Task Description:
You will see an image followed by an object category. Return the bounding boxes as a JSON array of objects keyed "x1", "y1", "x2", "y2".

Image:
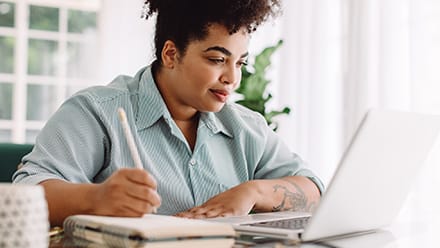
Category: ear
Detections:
[{"x1": 161, "y1": 40, "x2": 178, "y2": 69}]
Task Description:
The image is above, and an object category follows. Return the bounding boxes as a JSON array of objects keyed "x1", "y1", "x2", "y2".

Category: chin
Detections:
[{"x1": 202, "y1": 103, "x2": 226, "y2": 113}]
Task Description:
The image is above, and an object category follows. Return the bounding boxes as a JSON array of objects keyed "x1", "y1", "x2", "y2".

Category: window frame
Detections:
[{"x1": 0, "y1": 0, "x2": 100, "y2": 143}]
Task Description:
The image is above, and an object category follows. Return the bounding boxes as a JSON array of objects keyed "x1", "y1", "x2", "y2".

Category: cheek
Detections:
[{"x1": 186, "y1": 66, "x2": 218, "y2": 88}]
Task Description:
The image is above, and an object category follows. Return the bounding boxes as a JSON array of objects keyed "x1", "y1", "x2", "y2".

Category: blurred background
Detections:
[{"x1": 0, "y1": 0, "x2": 440, "y2": 211}]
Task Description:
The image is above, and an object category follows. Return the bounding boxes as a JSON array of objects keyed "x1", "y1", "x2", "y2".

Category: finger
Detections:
[
  {"x1": 189, "y1": 206, "x2": 207, "y2": 214},
  {"x1": 179, "y1": 208, "x2": 211, "y2": 219},
  {"x1": 104, "y1": 195, "x2": 146, "y2": 217},
  {"x1": 132, "y1": 201, "x2": 159, "y2": 215},
  {"x1": 121, "y1": 202, "x2": 148, "y2": 216},
  {"x1": 174, "y1": 211, "x2": 194, "y2": 218},
  {"x1": 203, "y1": 208, "x2": 226, "y2": 218},
  {"x1": 121, "y1": 195, "x2": 159, "y2": 215},
  {"x1": 217, "y1": 212, "x2": 235, "y2": 218},
  {"x1": 126, "y1": 186, "x2": 161, "y2": 207},
  {"x1": 193, "y1": 205, "x2": 232, "y2": 218},
  {"x1": 192, "y1": 214, "x2": 208, "y2": 219},
  {"x1": 123, "y1": 169, "x2": 158, "y2": 189},
  {"x1": 144, "y1": 204, "x2": 159, "y2": 214}
]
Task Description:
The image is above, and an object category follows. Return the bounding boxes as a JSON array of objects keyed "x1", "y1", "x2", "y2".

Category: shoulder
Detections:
[
  {"x1": 48, "y1": 73, "x2": 141, "y2": 129},
  {"x1": 70, "y1": 66, "x2": 151, "y2": 109},
  {"x1": 72, "y1": 75, "x2": 134, "y2": 105}
]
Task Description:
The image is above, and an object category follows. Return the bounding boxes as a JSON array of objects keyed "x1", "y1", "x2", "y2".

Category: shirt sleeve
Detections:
[
  {"x1": 253, "y1": 120, "x2": 325, "y2": 194},
  {"x1": 13, "y1": 93, "x2": 110, "y2": 185}
]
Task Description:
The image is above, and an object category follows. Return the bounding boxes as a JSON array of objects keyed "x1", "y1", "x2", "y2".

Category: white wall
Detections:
[{"x1": 98, "y1": 1, "x2": 155, "y2": 83}]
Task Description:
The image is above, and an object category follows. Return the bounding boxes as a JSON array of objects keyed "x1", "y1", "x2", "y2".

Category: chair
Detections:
[{"x1": 0, "y1": 143, "x2": 34, "y2": 182}]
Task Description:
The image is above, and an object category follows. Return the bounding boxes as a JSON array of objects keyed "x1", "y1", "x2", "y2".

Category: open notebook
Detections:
[
  {"x1": 211, "y1": 109, "x2": 440, "y2": 241},
  {"x1": 63, "y1": 214, "x2": 235, "y2": 247}
]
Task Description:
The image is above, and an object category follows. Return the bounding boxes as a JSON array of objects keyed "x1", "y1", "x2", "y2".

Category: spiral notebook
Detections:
[{"x1": 63, "y1": 214, "x2": 235, "y2": 247}]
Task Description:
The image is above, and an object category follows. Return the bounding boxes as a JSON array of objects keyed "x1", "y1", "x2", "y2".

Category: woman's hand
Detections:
[
  {"x1": 90, "y1": 168, "x2": 161, "y2": 216},
  {"x1": 175, "y1": 181, "x2": 261, "y2": 218}
]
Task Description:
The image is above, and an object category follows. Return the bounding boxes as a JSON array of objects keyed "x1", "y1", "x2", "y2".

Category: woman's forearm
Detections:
[
  {"x1": 40, "y1": 179, "x2": 96, "y2": 226},
  {"x1": 251, "y1": 176, "x2": 321, "y2": 213}
]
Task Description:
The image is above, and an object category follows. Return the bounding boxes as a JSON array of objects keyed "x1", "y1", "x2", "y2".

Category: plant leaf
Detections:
[
  {"x1": 254, "y1": 40, "x2": 283, "y2": 73},
  {"x1": 235, "y1": 39, "x2": 290, "y2": 131}
]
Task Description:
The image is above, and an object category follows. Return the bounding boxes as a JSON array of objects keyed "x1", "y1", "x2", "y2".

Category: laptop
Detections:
[{"x1": 210, "y1": 109, "x2": 440, "y2": 241}]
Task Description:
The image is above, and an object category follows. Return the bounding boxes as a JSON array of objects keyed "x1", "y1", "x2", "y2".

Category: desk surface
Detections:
[{"x1": 48, "y1": 213, "x2": 440, "y2": 248}]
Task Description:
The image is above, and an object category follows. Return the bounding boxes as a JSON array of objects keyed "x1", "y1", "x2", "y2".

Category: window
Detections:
[{"x1": 0, "y1": 0, "x2": 100, "y2": 143}]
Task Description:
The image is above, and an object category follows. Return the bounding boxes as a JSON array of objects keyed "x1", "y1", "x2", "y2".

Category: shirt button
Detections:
[{"x1": 189, "y1": 159, "x2": 196, "y2": 166}]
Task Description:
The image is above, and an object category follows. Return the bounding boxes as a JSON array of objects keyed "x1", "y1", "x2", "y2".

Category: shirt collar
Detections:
[
  {"x1": 134, "y1": 65, "x2": 172, "y2": 131},
  {"x1": 200, "y1": 111, "x2": 234, "y2": 138}
]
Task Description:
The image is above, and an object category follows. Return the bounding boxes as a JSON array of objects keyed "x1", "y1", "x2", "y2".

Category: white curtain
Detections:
[
  {"x1": 275, "y1": 0, "x2": 440, "y2": 183},
  {"x1": 275, "y1": 0, "x2": 345, "y2": 185},
  {"x1": 274, "y1": 0, "x2": 440, "y2": 222}
]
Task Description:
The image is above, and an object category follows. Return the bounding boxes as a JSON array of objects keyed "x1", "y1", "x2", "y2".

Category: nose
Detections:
[{"x1": 220, "y1": 65, "x2": 241, "y2": 86}]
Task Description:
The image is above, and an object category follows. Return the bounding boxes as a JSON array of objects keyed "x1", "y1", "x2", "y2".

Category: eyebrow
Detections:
[{"x1": 203, "y1": 46, "x2": 249, "y2": 58}]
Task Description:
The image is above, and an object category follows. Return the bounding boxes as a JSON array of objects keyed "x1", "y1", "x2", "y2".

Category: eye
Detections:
[
  {"x1": 209, "y1": 57, "x2": 225, "y2": 64},
  {"x1": 237, "y1": 60, "x2": 248, "y2": 67}
]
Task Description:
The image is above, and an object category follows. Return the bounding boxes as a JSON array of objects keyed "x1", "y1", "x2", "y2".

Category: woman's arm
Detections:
[
  {"x1": 175, "y1": 175, "x2": 320, "y2": 218},
  {"x1": 252, "y1": 176, "x2": 320, "y2": 213}
]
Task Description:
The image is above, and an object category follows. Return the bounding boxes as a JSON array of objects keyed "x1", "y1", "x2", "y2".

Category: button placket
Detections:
[{"x1": 189, "y1": 158, "x2": 196, "y2": 166}]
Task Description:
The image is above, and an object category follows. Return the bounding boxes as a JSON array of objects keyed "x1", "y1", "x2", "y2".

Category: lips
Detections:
[{"x1": 210, "y1": 89, "x2": 230, "y2": 103}]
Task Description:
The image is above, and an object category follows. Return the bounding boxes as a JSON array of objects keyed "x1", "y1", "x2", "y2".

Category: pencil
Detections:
[
  {"x1": 117, "y1": 107, "x2": 143, "y2": 170},
  {"x1": 117, "y1": 107, "x2": 157, "y2": 213}
]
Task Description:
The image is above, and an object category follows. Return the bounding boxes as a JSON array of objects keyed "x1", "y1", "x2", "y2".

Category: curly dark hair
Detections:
[{"x1": 143, "y1": 0, "x2": 282, "y2": 64}]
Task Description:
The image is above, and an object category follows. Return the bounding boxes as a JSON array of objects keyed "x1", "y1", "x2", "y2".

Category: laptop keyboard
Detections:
[{"x1": 249, "y1": 216, "x2": 310, "y2": 230}]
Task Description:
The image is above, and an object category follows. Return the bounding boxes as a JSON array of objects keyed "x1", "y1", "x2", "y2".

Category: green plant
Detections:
[{"x1": 235, "y1": 39, "x2": 290, "y2": 131}]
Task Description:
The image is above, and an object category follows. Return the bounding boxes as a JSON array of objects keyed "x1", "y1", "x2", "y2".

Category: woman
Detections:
[{"x1": 14, "y1": 0, "x2": 323, "y2": 226}]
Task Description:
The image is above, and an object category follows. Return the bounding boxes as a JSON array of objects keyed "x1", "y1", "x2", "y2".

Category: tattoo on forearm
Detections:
[{"x1": 272, "y1": 180, "x2": 316, "y2": 212}]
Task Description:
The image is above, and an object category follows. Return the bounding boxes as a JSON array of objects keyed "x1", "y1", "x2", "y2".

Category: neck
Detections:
[{"x1": 153, "y1": 64, "x2": 198, "y2": 122}]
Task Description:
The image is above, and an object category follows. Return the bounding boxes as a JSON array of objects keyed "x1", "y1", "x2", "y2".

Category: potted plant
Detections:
[{"x1": 235, "y1": 39, "x2": 290, "y2": 131}]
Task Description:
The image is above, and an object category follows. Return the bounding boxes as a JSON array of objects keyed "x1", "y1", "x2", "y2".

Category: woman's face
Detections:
[{"x1": 164, "y1": 23, "x2": 250, "y2": 114}]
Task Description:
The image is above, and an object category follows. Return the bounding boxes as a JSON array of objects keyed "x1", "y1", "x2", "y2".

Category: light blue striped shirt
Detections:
[{"x1": 13, "y1": 65, "x2": 323, "y2": 215}]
